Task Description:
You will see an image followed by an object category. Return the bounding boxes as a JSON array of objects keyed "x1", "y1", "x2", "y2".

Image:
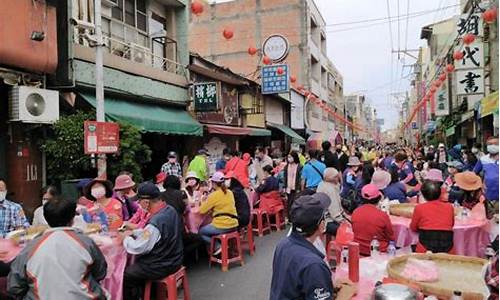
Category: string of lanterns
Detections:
[{"x1": 402, "y1": 6, "x2": 497, "y2": 130}]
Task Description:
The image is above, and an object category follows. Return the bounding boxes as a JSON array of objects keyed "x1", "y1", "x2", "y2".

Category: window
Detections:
[{"x1": 112, "y1": 0, "x2": 147, "y2": 32}]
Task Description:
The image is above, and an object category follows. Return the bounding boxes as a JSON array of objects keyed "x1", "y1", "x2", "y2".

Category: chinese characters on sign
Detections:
[
  {"x1": 84, "y1": 121, "x2": 120, "y2": 154},
  {"x1": 261, "y1": 64, "x2": 289, "y2": 94},
  {"x1": 194, "y1": 82, "x2": 219, "y2": 111},
  {"x1": 456, "y1": 69, "x2": 484, "y2": 95},
  {"x1": 435, "y1": 81, "x2": 449, "y2": 117},
  {"x1": 457, "y1": 13, "x2": 483, "y2": 37},
  {"x1": 456, "y1": 41, "x2": 483, "y2": 69}
]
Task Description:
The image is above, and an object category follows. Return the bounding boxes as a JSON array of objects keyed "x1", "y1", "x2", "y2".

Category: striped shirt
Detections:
[{"x1": 0, "y1": 199, "x2": 29, "y2": 238}]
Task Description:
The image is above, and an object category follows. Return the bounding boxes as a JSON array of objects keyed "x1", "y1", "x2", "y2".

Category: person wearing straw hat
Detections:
[
  {"x1": 340, "y1": 156, "x2": 362, "y2": 199},
  {"x1": 183, "y1": 171, "x2": 201, "y2": 205},
  {"x1": 198, "y1": 172, "x2": 239, "y2": 255},
  {"x1": 454, "y1": 171, "x2": 484, "y2": 210}
]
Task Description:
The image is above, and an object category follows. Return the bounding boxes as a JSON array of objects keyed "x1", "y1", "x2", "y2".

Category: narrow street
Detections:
[{"x1": 187, "y1": 229, "x2": 288, "y2": 300}]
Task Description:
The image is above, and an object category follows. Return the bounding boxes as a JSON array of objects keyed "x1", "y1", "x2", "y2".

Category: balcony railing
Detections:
[{"x1": 74, "y1": 30, "x2": 186, "y2": 76}]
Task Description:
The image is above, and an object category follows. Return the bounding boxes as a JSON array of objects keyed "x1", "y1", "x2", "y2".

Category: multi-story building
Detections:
[
  {"x1": 189, "y1": 0, "x2": 345, "y2": 134},
  {"x1": 345, "y1": 93, "x2": 370, "y2": 141},
  {"x1": 52, "y1": 0, "x2": 201, "y2": 178}
]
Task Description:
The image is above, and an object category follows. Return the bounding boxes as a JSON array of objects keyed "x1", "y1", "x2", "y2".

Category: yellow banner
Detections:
[{"x1": 480, "y1": 91, "x2": 499, "y2": 117}]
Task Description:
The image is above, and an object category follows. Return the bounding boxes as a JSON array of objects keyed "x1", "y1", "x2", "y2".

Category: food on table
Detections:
[
  {"x1": 84, "y1": 223, "x2": 102, "y2": 235},
  {"x1": 401, "y1": 258, "x2": 439, "y2": 282},
  {"x1": 389, "y1": 203, "x2": 462, "y2": 218},
  {"x1": 387, "y1": 253, "x2": 489, "y2": 299}
]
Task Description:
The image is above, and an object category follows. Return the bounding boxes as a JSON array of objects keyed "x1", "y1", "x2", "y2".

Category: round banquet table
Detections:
[
  {"x1": 390, "y1": 215, "x2": 490, "y2": 257},
  {"x1": 0, "y1": 235, "x2": 128, "y2": 300}
]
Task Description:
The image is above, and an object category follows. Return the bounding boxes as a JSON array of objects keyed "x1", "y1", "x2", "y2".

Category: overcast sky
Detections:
[{"x1": 314, "y1": 0, "x2": 460, "y2": 131}]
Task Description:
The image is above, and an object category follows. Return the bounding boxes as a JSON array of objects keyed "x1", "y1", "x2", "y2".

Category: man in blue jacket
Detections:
[{"x1": 270, "y1": 193, "x2": 334, "y2": 300}]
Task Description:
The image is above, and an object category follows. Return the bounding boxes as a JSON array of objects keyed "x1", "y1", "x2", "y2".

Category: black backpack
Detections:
[{"x1": 341, "y1": 189, "x2": 359, "y2": 215}]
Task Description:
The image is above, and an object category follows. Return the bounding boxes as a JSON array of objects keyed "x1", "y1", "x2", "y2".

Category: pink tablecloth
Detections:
[
  {"x1": 390, "y1": 215, "x2": 490, "y2": 257},
  {"x1": 0, "y1": 236, "x2": 128, "y2": 300},
  {"x1": 184, "y1": 205, "x2": 211, "y2": 234}
]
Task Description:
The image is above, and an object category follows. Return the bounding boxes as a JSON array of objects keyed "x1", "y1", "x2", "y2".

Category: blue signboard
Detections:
[
  {"x1": 411, "y1": 122, "x2": 417, "y2": 129},
  {"x1": 261, "y1": 64, "x2": 289, "y2": 94}
]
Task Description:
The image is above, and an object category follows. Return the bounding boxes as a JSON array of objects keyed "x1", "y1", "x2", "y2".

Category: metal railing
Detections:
[{"x1": 74, "y1": 30, "x2": 186, "y2": 76}]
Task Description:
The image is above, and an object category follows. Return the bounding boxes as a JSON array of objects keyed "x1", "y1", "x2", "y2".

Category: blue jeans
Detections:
[{"x1": 199, "y1": 224, "x2": 237, "y2": 247}]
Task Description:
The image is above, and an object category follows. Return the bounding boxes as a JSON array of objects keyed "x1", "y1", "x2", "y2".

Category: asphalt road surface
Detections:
[{"x1": 186, "y1": 228, "x2": 288, "y2": 300}]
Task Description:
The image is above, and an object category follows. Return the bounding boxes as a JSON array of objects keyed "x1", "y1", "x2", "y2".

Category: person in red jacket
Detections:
[
  {"x1": 224, "y1": 151, "x2": 250, "y2": 189},
  {"x1": 351, "y1": 184, "x2": 395, "y2": 256},
  {"x1": 410, "y1": 180, "x2": 455, "y2": 253}
]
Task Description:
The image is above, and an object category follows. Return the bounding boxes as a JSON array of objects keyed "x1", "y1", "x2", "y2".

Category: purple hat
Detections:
[
  {"x1": 371, "y1": 170, "x2": 391, "y2": 190},
  {"x1": 210, "y1": 171, "x2": 225, "y2": 183},
  {"x1": 425, "y1": 169, "x2": 444, "y2": 183}
]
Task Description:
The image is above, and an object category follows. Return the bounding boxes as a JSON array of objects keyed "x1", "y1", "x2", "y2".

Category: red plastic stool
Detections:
[
  {"x1": 251, "y1": 208, "x2": 271, "y2": 236},
  {"x1": 268, "y1": 207, "x2": 286, "y2": 231},
  {"x1": 143, "y1": 266, "x2": 190, "y2": 300},
  {"x1": 239, "y1": 222, "x2": 255, "y2": 255},
  {"x1": 209, "y1": 231, "x2": 245, "y2": 272}
]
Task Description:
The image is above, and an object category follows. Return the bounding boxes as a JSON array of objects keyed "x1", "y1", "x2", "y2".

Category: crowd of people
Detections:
[{"x1": 0, "y1": 137, "x2": 498, "y2": 299}]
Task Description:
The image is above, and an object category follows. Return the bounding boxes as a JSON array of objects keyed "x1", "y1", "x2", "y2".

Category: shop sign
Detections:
[
  {"x1": 262, "y1": 64, "x2": 290, "y2": 94},
  {"x1": 84, "y1": 121, "x2": 120, "y2": 154},
  {"x1": 456, "y1": 69, "x2": 484, "y2": 95},
  {"x1": 479, "y1": 92, "x2": 499, "y2": 118},
  {"x1": 435, "y1": 81, "x2": 449, "y2": 117},
  {"x1": 411, "y1": 122, "x2": 417, "y2": 129},
  {"x1": 455, "y1": 41, "x2": 484, "y2": 70},
  {"x1": 457, "y1": 12, "x2": 483, "y2": 38},
  {"x1": 194, "y1": 82, "x2": 219, "y2": 112},
  {"x1": 262, "y1": 34, "x2": 289, "y2": 62}
]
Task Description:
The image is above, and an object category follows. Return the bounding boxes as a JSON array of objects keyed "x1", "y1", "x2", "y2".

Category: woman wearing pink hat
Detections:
[
  {"x1": 113, "y1": 174, "x2": 139, "y2": 221},
  {"x1": 198, "y1": 172, "x2": 239, "y2": 255}
]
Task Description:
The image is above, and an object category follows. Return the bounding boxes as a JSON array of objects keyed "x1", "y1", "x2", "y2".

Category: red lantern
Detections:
[
  {"x1": 430, "y1": 86, "x2": 437, "y2": 93},
  {"x1": 191, "y1": 1, "x2": 204, "y2": 15},
  {"x1": 319, "y1": 102, "x2": 325, "y2": 108},
  {"x1": 483, "y1": 8, "x2": 497, "y2": 23},
  {"x1": 304, "y1": 91, "x2": 310, "y2": 97},
  {"x1": 222, "y1": 29, "x2": 234, "y2": 40},
  {"x1": 434, "y1": 80, "x2": 442, "y2": 88},
  {"x1": 453, "y1": 50, "x2": 464, "y2": 60},
  {"x1": 248, "y1": 47, "x2": 257, "y2": 56},
  {"x1": 463, "y1": 33, "x2": 476, "y2": 45},
  {"x1": 276, "y1": 67, "x2": 284, "y2": 75},
  {"x1": 446, "y1": 64, "x2": 455, "y2": 73},
  {"x1": 290, "y1": 75, "x2": 297, "y2": 83},
  {"x1": 439, "y1": 73, "x2": 447, "y2": 81}
]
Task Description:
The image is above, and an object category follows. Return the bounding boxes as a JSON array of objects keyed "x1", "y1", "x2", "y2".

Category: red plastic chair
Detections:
[
  {"x1": 268, "y1": 206, "x2": 286, "y2": 231},
  {"x1": 209, "y1": 231, "x2": 245, "y2": 272},
  {"x1": 251, "y1": 208, "x2": 271, "y2": 236},
  {"x1": 239, "y1": 219, "x2": 256, "y2": 256},
  {"x1": 143, "y1": 266, "x2": 190, "y2": 300},
  {"x1": 326, "y1": 222, "x2": 354, "y2": 263}
]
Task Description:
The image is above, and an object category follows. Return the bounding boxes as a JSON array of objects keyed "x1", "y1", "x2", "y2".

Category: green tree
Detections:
[{"x1": 42, "y1": 111, "x2": 151, "y2": 185}]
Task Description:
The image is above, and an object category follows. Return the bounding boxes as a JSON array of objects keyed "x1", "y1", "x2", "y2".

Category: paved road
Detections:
[{"x1": 186, "y1": 228, "x2": 288, "y2": 300}]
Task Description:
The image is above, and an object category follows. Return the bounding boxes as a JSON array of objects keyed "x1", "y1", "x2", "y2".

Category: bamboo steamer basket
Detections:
[
  {"x1": 389, "y1": 203, "x2": 462, "y2": 218},
  {"x1": 387, "y1": 253, "x2": 489, "y2": 300}
]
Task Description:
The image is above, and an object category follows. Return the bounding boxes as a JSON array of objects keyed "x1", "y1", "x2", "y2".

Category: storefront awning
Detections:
[
  {"x1": 267, "y1": 122, "x2": 305, "y2": 144},
  {"x1": 248, "y1": 127, "x2": 271, "y2": 136},
  {"x1": 206, "y1": 124, "x2": 255, "y2": 135},
  {"x1": 80, "y1": 93, "x2": 202, "y2": 136}
]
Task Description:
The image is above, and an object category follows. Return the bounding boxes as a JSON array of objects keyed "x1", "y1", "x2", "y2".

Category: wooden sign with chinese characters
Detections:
[
  {"x1": 455, "y1": 41, "x2": 483, "y2": 70},
  {"x1": 84, "y1": 121, "x2": 120, "y2": 154},
  {"x1": 456, "y1": 12, "x2": 483, "y2": 38},
  {"x1": 196, "y1": 83, "x2": 239, "y2": 125},
  {"x1": 456, "y1": 69, "x2": 484, "y2": 95},
  {"x1": 194, "y1": 82, "x2": 219, "y2": 112}
]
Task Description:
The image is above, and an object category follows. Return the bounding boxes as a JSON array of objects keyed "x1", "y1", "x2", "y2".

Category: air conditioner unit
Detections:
[
  {"x1": 130, "y1": 44, "x2": 150, "y2": 64},
  {"x1": 8, "y1": 86, "x2": 59, "y2": 124}
]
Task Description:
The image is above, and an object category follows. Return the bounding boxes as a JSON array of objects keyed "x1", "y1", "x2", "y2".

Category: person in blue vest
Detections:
[
  {"x1": 340, "y1": 156, "x2": 362, "y2": 199},
  {"x1": 474, "y1": 137, "x2": 499, "y2": 207},
  {"x1": 389, "y1": 150, "x2": 418, "y2": 187},
  {"x1": 301, "y1": 150, "x2": 326, "y2": 191},
  {"x1": 121, "y1": 182, "x2": 183, "y2": 300},
  {"x1": 270, "y1": 193, "x2": 334, "y2": 300}
]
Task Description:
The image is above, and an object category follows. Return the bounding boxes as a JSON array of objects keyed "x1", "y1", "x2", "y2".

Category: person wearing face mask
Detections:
[
  {"x1": 283, "y1": 151, "x2": 303, "y2": 218},
  {"x1": 198, "y1": 172, "x2": 239, "y2": 255},
  {"x1": 472, "y1": 143, "x2": 485, "y2": 159},
  {"x1": 187, "y1": 149, "x2": 210, "y2": 182},
  {"x1": 161, "y1": 151, "x2": 182, "y2": 178},
  {"x1": 256, "y1": 165, "x2": 283, "y2": 214},
  {"x1": 225, "y1": 171, "x2": 250, "y2": 228},
  {"x1": 0, "y1": 179, "x2": 29, "y2": 238},
  {"x1": 183, "y1": 171, "x2": 201, "y2": 204},
  {"x1": 389, "y1": 150, "x2": 418, "y2": 187},
  {"x1": 32, "y1": 185, "x2": 59, "y2": 226},
  {"x1": 270, "y1": 193, "x2": 336, "y2": 300},
  {"x1": 474, "y1": 137, "x2": 499, "y2": 207},
  {"x1": 254, "y1": 146, "x2": 273, "y2": 183},
  {"x1": 85, "y1": 179, "x2": 124, "y2": 231},
  {"x1": 224, "y1": 151, "x2": 250, "y2": 189},
  {"x1": 340, "y1": 156, "x2": 362, "y2": 200},
  {"x1": 435, "y1": 143, "x2": 449, "y2": 171}
]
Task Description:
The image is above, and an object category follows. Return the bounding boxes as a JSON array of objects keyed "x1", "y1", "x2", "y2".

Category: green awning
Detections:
[
  {"x1": 267, "y1": 122, "x2": 306, "y2": 144},
  {"x1": 248, "y1": 127, "x2": 271, "y2": 136},
  {"x1": 80, "y1": 93, "x2": 202, "y2": 136}
]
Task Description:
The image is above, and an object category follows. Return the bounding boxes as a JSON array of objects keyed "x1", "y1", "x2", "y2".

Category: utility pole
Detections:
[{"x1": 94, "y1": 0, "x2": 106, "y2": 179}]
